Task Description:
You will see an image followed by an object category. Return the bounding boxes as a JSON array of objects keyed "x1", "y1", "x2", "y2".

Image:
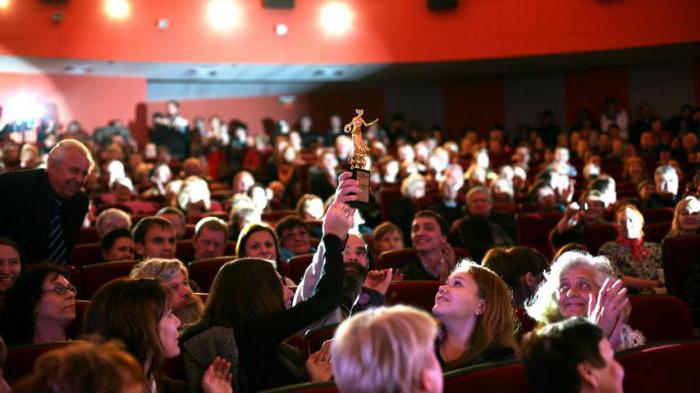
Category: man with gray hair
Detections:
[
  {"x1": 95, "y1": 208, "x2": 132, "y2": 238},
  {"x1": 0, "y1": 139, "x2": 94, "y2": 264},
  {"x1": 129, "y1": 258, "x2": 204, "y2": 326},
  {"x1": 644, "y1": 164, "x2": 680, "y2": 208}
]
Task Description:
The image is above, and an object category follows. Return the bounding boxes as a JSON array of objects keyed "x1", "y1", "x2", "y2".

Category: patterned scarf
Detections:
[{"x1": 616, "y1": 235, "x2": 651, "y2": 261}]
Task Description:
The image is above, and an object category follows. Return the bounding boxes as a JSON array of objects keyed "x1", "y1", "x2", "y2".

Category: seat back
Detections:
[
  {"x1": 5, "y1": 341, "x2": 75, "y2": 384},
  {"x1": 304, "y1": 323, "x2": 339, "y2": 358},
  {"x1": 661, "y1": 235, "x2": 700, "y2": 303},
  {"x1": 69, "y1": 242, "x2": 103, "y2": 268},
  {"x1": 384, "y1": 280, "x2": 441, "y2": 312},
  {"x1": 516, "y1": 212, "x2": 563, "y2": 258},
  {"x1": 187, "y1": 256, "x2": 236, "y2": 292},
  {"x1": 287, "y1": 253, "x2": 315, "y2": 284},
  {"x1": 65, "y1": 299, "x2": 91, "y2": 339},
  {"x1": 641, "y1": 208, "x2": 674, "y2": 224},
  {"x1": 583, "y1": 223, "x2": 618, "y2": 255},
  {"x1": 76, "y1": 226, "x2": 99, "y2": 244},
  {"x1": 79, "y1": 260, "x2": 139, "y2": 299},
  {"x1": 443, "y1": 361, "x2": 529, "y2": 393},
  {"x1": 617, "y1": 340, "x2": 700, "y2": 393},
  {"x1": 628, "y1": 295, "x2": 694, "y2": 343},
  {"x1": 376, "y1": 248, "x2": 417, "y2": 270},
  {"x1": 644, "y1": 221, "x2": 671, "y2": 243}
]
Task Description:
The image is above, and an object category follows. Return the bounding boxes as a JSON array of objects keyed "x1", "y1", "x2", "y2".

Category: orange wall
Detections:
[
  {"x1": 0, "y1": 72, "x2": 146, "y2": 134},
  {"x1": 0, "y1": 0, "x2": 698, "y2": 64}
]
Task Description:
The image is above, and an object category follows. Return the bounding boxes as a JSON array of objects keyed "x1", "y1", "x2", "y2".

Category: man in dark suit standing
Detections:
[{"x1": 0, "y1": 139, "x2": 93, "y2": 265}]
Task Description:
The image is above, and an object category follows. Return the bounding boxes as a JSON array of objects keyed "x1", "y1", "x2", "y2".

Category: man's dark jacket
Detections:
[{"x1": 0, "y1": 169, "x2": 88, "y2": 264}]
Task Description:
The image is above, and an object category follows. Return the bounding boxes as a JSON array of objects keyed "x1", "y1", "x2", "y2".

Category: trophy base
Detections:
[{"x1": 348, "y1": 168, "x2": 371, "y2": 208}]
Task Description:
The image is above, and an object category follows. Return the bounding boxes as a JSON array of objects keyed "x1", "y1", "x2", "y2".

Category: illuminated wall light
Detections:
[
  {"x1": 5, "y1": 93, "x2": 46, "y2": 123},
  {"x1": 0, "y1": 0, "x2": 10, "y2": 10},
  {"x1": 206, "y1": 0, "x2": 242, "y2": 31},
  {"x1": 105, "y1": 0, "x2": 130, "y2": 20},
  {"x1": 320, "y1": 2, "x2": 353, "y2": 35}
]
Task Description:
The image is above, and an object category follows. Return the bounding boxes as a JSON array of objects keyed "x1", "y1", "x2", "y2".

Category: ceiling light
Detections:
[
  {"x1": 206, "y1": 0, "x2": 242, "y2": 31},
  {"x1": 0, "y1": 0, "x2": 10, "y2": 10},
  {"x1": 105, "y1": 0, "x2": 130, "y2": 20},
  {"x1": 320, "y1": 2, "x2": 352, "y2": 35},
  {"x1": 275, "y1": 23, "x2": 288, "y2": 36}
]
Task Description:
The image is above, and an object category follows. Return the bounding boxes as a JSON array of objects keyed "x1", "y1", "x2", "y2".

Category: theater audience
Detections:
[
  {"x1": 371, "y1": 221, "x2": 405, "y2": 255},
  {"x1": 403, "y1": 211, "x2": 455, "y2": 281},
  {"x1": 665, "y1": 196, "x2": 700, "y2": 240},
  {"x1": 521, "y1": 317, "x2": 624, "y2": 393},
  {"x1": 331, "y1": 305, "x2": 442, "y2": 393},
  {"x1": 527, "y1": 250, "x2": 645, "y2": 350},
  {"x1": 13, "y1": 340, "x2": 148, "y2": 393},
  {"x1": 83, "y1": 278, "x2": 233, "y2": 393},
  {"x1": 389, "y1": 173, "x2": 426, "y2": 241},
  {"x1": 95, "y1": 208, "x2": 132, "y2": 238},
  {"x1": 192, "y1": 217, "x2": 229, "y2": 261},
  {"x1": 228, "y1": 205, "x2": 261, "y2": 242},
  {"x1": 432, "y1": 261, "x2": 516, "y2": 370},
  {"x1": 129, "y1": 258, "x2": 204, "y2": 326},
  {"x1": 295, "y1": 194, "x2": 325, "y2": 221},
  {"x1": 133, "y1": 217, "x2": 178, "y2": 259},
  {"x1": 181, "y1": 198, "x2": 351, "y2": 392},
  {"x1": 598, "y1": 204, "x2": 664, "y2": 292},
  {"x1": 177, "y1": 176, "x2": 212, "y2": 219},
  {"x1": 482, "y1": 246, "x2": 548, "y2": 307},
  {"x1": 1, "y1": 263, "x2": 76, "y2": 346},
  {"x1": 100, "y1": 228, "x2": 136, "y2": 262}
]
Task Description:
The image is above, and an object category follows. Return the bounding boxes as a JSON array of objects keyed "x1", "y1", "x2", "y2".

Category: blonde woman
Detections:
[
  {"x1": 665, "y1": 196, "x2": 700, "y2": 240},
  {"x1": 331, "y1": 305, "x2": 442, "y2": 393}
]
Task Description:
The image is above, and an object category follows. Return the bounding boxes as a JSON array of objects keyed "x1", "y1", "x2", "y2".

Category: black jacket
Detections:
[{"x1": 0, "y1": 169, "x2": 88, "y2": 264}]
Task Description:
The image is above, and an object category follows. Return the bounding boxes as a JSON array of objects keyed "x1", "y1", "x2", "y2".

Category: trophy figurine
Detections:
[{"x1": 343, "y1": 109, "x2": 377, "y2": 208}]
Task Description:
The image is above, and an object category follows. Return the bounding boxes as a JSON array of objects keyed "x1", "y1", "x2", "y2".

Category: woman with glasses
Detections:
[{"x1": 0, "y1": 263, "x2": 76, "y2": 346}]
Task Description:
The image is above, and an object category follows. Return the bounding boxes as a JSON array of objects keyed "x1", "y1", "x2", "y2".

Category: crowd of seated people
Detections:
[{"x1": 0, "y1": 98, "x2": 699, "y2": 392}]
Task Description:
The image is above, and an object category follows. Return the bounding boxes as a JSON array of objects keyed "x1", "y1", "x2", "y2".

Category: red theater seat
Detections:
[
  {"x1": 617, "y1": 340, "x2": 700, "y2": 393},
  {"x1": 187, "y1": 256, "x2": 236, "y2": 292},
  {"x1": 287, "y1": 253, "x2": 315, "y2": 284},
  {"x1": 69, "y1": 242, "x2": 103, "y2": 268},
  {"x1": 443, "y1": 360, "x2": 529, "y2": 393},
  {"x1": 80, "y1": 260, "x2": 139, "y2": 299},
  {"x1": 304, "y1": 323, "x2": 339, "y2": 358},
  {"x1": 76, "y1": 226, "x2": 99, "y2": 244},
  {"x1": 5, "y1": 341, "x2": 76, "y2": 384},
  {"x1": 641, "y1": 208, "x2": 674, "y2": 224},
  {"x1": 661, "y1": 235, "x2": 700, "y2": 304},
  {"x1": 376, "y1": 247, "x2": 417, "y2": 270},
  {"x1": 378, "y1": 186, "x2": 401, "y2": 221},
  {"x1": 384, "y1": 280, "x2": 441, "y2": 312},
  {"x1": 176, "y1": 240, "x2": 236, "y2": 263},
  {"x1": 516, "y1": 211, "x2": 563, "y2": 258},
  {"x1": 65, "y1": 299, "x2": 91, "y2": 339},
  {"x1": 644, "y1": 221, "x2": 671, "y2": 243},
  {"x1": 583, "y1": 223, "x2": 618, "y2": 255},
  {"x1": 263, "y1": 210, "x2": 298, "y2": 225},
  {"x1": 628, "y1": 295, "x2": 694, "y2": 343}
]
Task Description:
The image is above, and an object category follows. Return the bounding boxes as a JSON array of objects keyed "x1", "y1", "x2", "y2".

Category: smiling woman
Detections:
[{"x1": 527, "y1": 251, "x2": 645, "y2": 351}]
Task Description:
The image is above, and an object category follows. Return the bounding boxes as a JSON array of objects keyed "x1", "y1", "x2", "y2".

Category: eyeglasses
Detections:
[
  {"x1": 43, "y1": 284, "x2": 77, "y2": 296},
  {"x1": 282, "y1": 230, "x2": 309, "y2": 242}
]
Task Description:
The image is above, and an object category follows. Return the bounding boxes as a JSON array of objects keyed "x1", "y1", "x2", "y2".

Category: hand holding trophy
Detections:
[{"x1": 343, "y1": 109, "x2": 377, "y2": 208}]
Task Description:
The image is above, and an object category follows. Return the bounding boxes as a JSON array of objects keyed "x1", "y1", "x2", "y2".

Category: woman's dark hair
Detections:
[
  {"x1": 99, "y1": 228, "x2": 133, "y2": 253},
  {"x1": 483, "y1": 246, "x2": 548, "y2": 307},
  {"x1": 204, "y1": 258, "x2": 284, "y2": 328},
  {"x1": 236, "y1": 223, "x2": 282, "y2": 268},
  {"x1": 0, "y1": 236, "x2": 20, "y2": 254},
  {"x1": 82, "y1": 278, "x2": 170, "y2": 381},
  {"x1": 522, "y1": 317, "x2": 605, "y2": 393},
  {"x1": 0, "y1": 263, "x2": 70, "y2": 346}
]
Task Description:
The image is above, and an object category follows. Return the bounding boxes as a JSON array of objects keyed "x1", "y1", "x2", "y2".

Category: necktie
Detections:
[{"x1": 48, "y1": 198, "x2": 67, "y2": 264}]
